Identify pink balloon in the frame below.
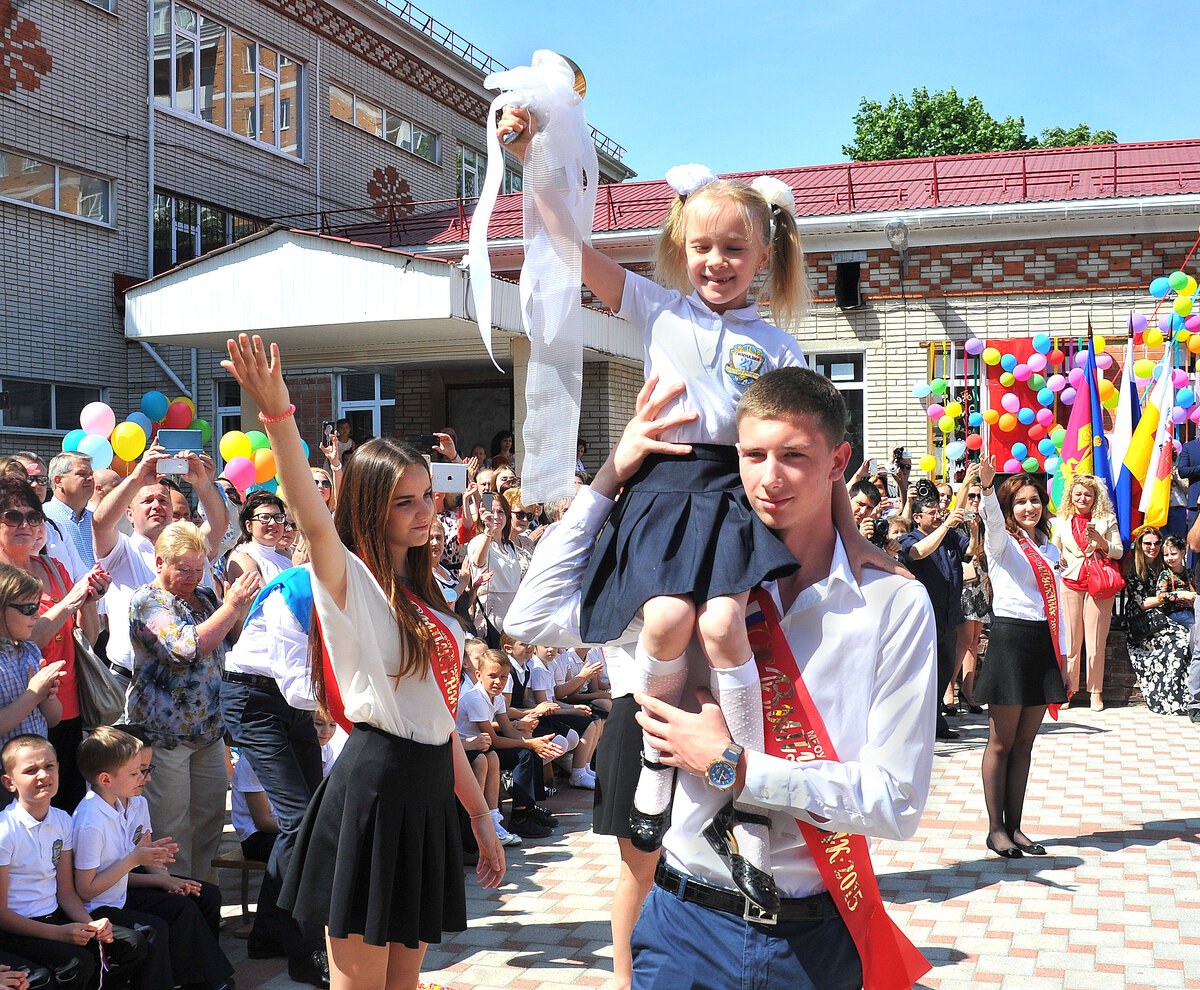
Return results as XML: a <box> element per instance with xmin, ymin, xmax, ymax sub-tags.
<box><xmin>1003</xmin><ymin>459</ymin><xmax>1021</xmax><ymax>473</ymax></box>
<box><xmin>1061</xmin><ymin>387</ymin><xmax>1077</xmax><ymax>405</ymax></box>
<box><xmin>1001</xmin><ymin>393</ymin><xmax>1020</xmax><ymax>413</ymax></box>
<box><xmin>1027</xmin><ymin>353</ymin><xmax>1047</xmax><ymax>373</ymax></box>
<box><xmin>1173</xmin><ymin>439</ymin><xmax>1183</xmax><ymax>455</ymax></box>
<box><xmin>964</xmin><ymin>337</ymin><xmax>985</xmax><ymax>355</ymax></box>
<box><xmin>1068</xmin><ymin>368</ymin><xmax>1085</xmax><ymax>387</ymax></box>
<box><xmin>1096</xmin><ymin>353</ymin><xmax>1113</xmax><ymax>370</ymax></box>
<box><xmin>223</xmin><ymin>455</ymin><xmax>256</xmax><ymax>492</ymax></box>
<box><xmin>927</xmin><ymin>404</ymin><xmax>945</xmax><ymax>420</ymax></box>
<box><xmin>1047</xmin><ymin>374</ymin><xmax>1066</xmax><ymax>392</ymax></box>
<box><xmin>1129</xmin><ymin>312</ymin><xmax>1148</xmax><ymax>333</ymax></box>
<box><xmin>1036</xmin><ymin>408</ymin><xmax>1054</xmax><ymax>426</ymax></box>
<box><xmin>1186</xmin><ymin>315</ymin><xmax>1200</xmax><ymax>332</ymax></box>
<box><xmin>1073</xmin><ymin>351</ymin><xmax>1089</xmax><ymax>368</ymax></box>
<box><xmin>80</xmin><ymin>401</ymin><xmax>116</xmax><ymax>438</ymax></box>
<box><xmin>1172</xmin><ymin>369</ymin><xmax>1189</xmax><ymax>388</ymax></box>
<box><xmin>1013</xmin><ymin>364</ymin><xmax>1032</xmax><ymax>382</ymax></box>
<box><xmin>1190</xmin><ymin>406</ymin><xmax>1200</xmax><ymax>424</ymax></box>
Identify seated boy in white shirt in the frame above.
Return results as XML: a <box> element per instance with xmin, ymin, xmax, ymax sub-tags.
<box><xmin>455</xmin><ymin>662</ymin><xmax>518</xmax><ymax>848</ymax></box>
<box><xmin>552</xmin><ymin>647</ymin><xmax>613</xmax><ymax>716</ymax></box>
<box><xmin>72</xmin><ymin>727</ymin><xmax>233</xmax><ymax>990</ymax></box>
<box><xmin>231</xmin><ymin>752</ymin><xmax>279</xmax><ymax>863</ymax></box>
<box><xmin>0</xmin><ymin>734</ymin><xmax>148</xmax><ymax>990</ymax></box>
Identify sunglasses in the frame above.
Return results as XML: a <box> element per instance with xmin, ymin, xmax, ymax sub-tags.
<box><xmin>513</xmin><ymin>511</ymin><xmax>534</xmax><ymax>521</ymax></box>
<box><xmin>314</xmin><ymin>479</ymin><xmax>332</xmax><ymax>489</ymax></box>
<box><xmin>1142</xmin><ymin>540</ymin><xmax>1161</xmax><ymax>548</ymax></box>
<box><xmin>28</xmin><ymin>475</ymin><xmax>50</xmax><ymax>487</ymax></box>
<box><xmin>252</xmin><ymin>513</ymin><xmax>286</xmax><ymax>525</ymax></box>
<box><xmin>5</xmin><ymin>602</ymin><xmax>40</xmax><ymax>617</ymax></box>
<box><xmin>0</xmin><ymin>509</ymin><xmax>45</xmax><ymax>528</ymax></box>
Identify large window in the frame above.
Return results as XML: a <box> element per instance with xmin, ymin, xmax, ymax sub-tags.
<box><xmin>154</xmin><ymin>1</ymin><xmax>302</xmax><ymax>157</ymax></box>
<box><xmin>328</xmin><ymin>84</ymin><xmax>439</xmax><ymax>165</ymax></box>
<box><xmin>0</xmin><ymin>379</ymin><xmax>104</xmax><ymax>433</ymax></box>
<box><xmin>0</xmin><ymin>148</ymin><xmax>112</xmax><ymax>224</ymax></box>
<box><xmin>457</xmin><ymin>146</ymin><xmax>483</xmax><ymax>198</ymax></box>
<box><xmin>808</xmin><ymin>351</ymin><xmax>866</xmax><ymax>478</ymax></box>
<box><xmin>153</xmin><ymin>191</ymin><xmax>259</xmax><ymax>274</ymax></box>
<box><xmin>339</xmin><ymin>373</ymin><xmax>395</xmax><ymax>442</ymax></box>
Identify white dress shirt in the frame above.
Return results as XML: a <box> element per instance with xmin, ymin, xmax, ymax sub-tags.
<box><xmin>0</xmin><ymin>803</ymin><xmax>73</xmax><ymax>918</ymax></box>
<box><xmin>505</xmin><ymin>485</ymin><xmax>938</xmax><ymax>897</ymax></box>
<box><xmin>99</xmin><ymin>532</ymin><xmax>158</xmax><ymax>672</ymax></box>
<box><xmin>225</xmin><ymin>568</ymin><xmax>317</xmax><ymax>710</ymax></box>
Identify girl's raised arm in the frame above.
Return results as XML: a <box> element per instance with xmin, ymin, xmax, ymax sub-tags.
<box><xmin>222</xmin><ymin>335</ymin><xmax>348</xmax><ymax>606</ymax></box>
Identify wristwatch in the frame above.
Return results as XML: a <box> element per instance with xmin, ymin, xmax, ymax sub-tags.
<box><xmin>705</xmin><ymin>742</ymin><xmax>744</xmax><ymax>790</ymax></box>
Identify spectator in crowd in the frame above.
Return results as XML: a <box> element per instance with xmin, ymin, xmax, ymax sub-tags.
<box><xmin>0</xmin><ymin>477</ymin><xmax>108</xmax><ymax>812</ymax></box>
<box><xmin>973</xmin><ymin>458</ymin><xmax>1066</xmax><ymax>858</ymax></box>
<box><xmin>468</xmin><ymin>490</ymin><xmax>532</xmax><ymax>647</ymax></box>
<box><xmin>453</xmin><ymin>651</ymin><xmax>520</xmax><ymax>848</ymax></box>
<box><xmin>1124</xmin><ymin>528</ymin><xmax>1191</xmax><ymax>715</ymax></box>
<box><xmin>89</xmin><ymin>469</ymin><xmax>123</xmax><ymax>513</ymax></box>
<box><xmin>849</xmin><ymin>480</ymin><xmax>881</xmax><ymax>528</ymax></box>
<box><xmin>42</xmin><ymin>454</ymin><xmax>96</xmax><ymax>573</ymax></box>
<box><xmin>576</xmin><ymin>440</ymin><xmax>588</xmax><ymax>475</ymax></box>
<box><xmin>1156</xmin><ymin>534</ymin><xmax>1196</xmax><ymax>629</ymax></box>
<box><xmin>224</xmin><ymin>491</ymin><xmax>295</xmax><ymax>591</ymax></box>
<box><xmin>125</xmin><ymin>521</ymin><xmax>260</xmax><ymax>880</ymax></box>
<box><xmin>9</xmin><ymin>456</ymin><xmax>48</xmax><ymax>506</ymax></box>
<box><xmin>490</xmin><ymin>431</ymin><xmax>515</xmax><ymax>469</ymax></box>
<box><xmin>4</xmin><ymin>460</ymin><xmax>86</xmax><ymax>584</ymax></box>
<box><xmin>332</xmin><ymin>420</ymin><xmax>355</xmax><ymax>464</ymax></box>
<box><xmin>1051</xmin><ymin>474</ymin><xmax>1122</xmax><ymax>712</ymax></box>
<box><xmin>949</xmin><ymin>478</ymin><xmax>988</xmax><ymax>714</ymax></box>
<box><xmin>494</xmin><ymin>467</ymin><xmax>519</xmax><ymax>495</ymax></box>
<box><xmin>231</xmin><ymin>751</ymin><xmax>280</xmax><ymax>862</ymax></box>
<box><xmin>0</xmin><ymin>565</ymin><xmax>64</xmax><ymax>762</ymax></box>
<box><xmin>312</xmin><ymin>712</ymin><xmax>346</xmax><ymax>776</ymax></box>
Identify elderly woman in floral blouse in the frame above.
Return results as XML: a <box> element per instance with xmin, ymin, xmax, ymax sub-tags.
<box><xmin>125</xmin><ymin>521</ymin><xmax>260</xmax><ymax>879</ymax></box>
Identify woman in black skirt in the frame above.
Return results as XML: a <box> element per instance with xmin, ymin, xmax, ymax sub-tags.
<box><xmin>974</xmin><ymin>455</ymin><xmax>1068</xmax><ymax>859</ymax></box>
<box><xmin>224</xmin><ymin>334</ymin><xmax>504</xmax><ymax>990</ymax></box>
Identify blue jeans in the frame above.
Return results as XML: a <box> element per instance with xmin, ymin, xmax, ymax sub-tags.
<box><xmin>1167</xmin><ymin>609</ymin><xmax>1195</xmax><ymax>630</ymax></box>
<box><xmin>221</xmin><ymin>679</ymin><xmax>324</xmax><ymax>957</ymax></box>
<box><xmin>631</xmin><ymin>882</ymin><xmax>862</xmax><ymax>990</ymax></box>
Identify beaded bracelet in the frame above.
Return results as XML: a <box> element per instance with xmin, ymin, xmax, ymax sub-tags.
<box><xmin>257</xmin><ymin>403</ymin><xmax>296</xmax><ymax>424</ymax></box>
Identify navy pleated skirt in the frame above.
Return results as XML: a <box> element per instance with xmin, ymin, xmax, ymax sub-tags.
<box><xmin>279</xmin><ymin>723</ymin><xmax>465</xmax><ymax>948</ymax></box>
<box><xmin>579</xmin><ymin>445</ymin><xmax>799</xmax><ymax>645</ymax></box>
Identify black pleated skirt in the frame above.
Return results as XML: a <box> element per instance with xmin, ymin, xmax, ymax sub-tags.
<box><xmin>579</xmin><ymin>445</ymin><xmax>799</xmax><ymax>644</ymax></box>
<box><xmin>975</xmin><ymin>616</ymin><xmax>1069</xmax><ymax>707</ymax></box>
<box><xmin>591</xmin><ymin>694</ymin><xmax>642</xmax><ymax>839</ymax></box>
<box><xmin>279</xmin><ymin>723</ymin><xmax>466</xmax><ymax>948</ymax></box>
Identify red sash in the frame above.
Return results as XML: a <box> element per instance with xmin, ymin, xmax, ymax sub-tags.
<box><xmin>315</xmin><ymin>588</ymin><xmax>462</xmax><ymax>734</ymax></box>
<box><xmin>1014</xmin><ymin>531</ymin><xmax>1069</xmax><ymax>719</ymax></box>
<box><xmin>747</xmin><ymin>589</ymin><xmax>931</xmax><ymax>990</ymax></box>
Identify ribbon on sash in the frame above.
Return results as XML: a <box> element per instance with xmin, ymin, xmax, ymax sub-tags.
<box><xmin>1014</xmin><ymin>531</ymin><xmax>1069</xmax><ymax>719</ymax></box>
<box><xmin>465</xmin><ymin>50</ymin><xmax>598</xmax><ymax>504</ymax></box>
<box><xmin>747</xmin><ymin>589</ymin><xmax>931</xmax><ymax>990</ymax></box>
<box><xmin>315</xmin><ymin>587</ymin><xmax>462</xmax><ymax>734</ymax></box>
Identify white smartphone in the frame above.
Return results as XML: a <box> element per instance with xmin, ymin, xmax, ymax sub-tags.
<box><xmin>431</xmin><ymin>462</ymin><xmax>468</xmax><ymax>494</ymax></box>
<box><xmin>156</xmin><ymin>428</ymin><xmax>204</xmax><ymax>475</ymax></box>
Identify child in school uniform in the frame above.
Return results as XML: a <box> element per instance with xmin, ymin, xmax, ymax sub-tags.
<box><xmin>231</xmin><ymin>750</ymin><xmax>279</xmax><ymax>862</ymax></box>
<box><xmin>72</xmin><ymin>727</ymin><xmax>233</xmax><ymax>990</ymax></box>
<box><xmin>311</xmin><ymin>712</ymin><xmax>347</xmax><ymax>777</ymax></box>
<box><xmin>0</xmin><ymin>734</ymin><xmax>148</xmax><ymax>990</ymax></box>
<box><xmin>454</xmin><ymin>667</ymin><xmax>518</xmax><ymax>849</ymax></box>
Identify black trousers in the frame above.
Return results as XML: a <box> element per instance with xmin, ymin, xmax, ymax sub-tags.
<box><xmin>3</xmin><ymin>909</ymin><xmax>149</xmax><ymax>990</ymax></box>
<box><xmin>936</xmin><ymin>625</ymin><xmax>959</xmax><ymax>731</ymax></box>
<box><xmin>90</xmin><ymin>905</ymin><xmax>172</xmax><ymax>990</ymax></box>
<box><xmin>125</xmin><ymin>885</ymin><xmax>233</xmax><ymax>989</ymax></box>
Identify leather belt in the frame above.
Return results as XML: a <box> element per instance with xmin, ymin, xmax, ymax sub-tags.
<box><xmin>222</xmin><ymin>671</ymin><xmax>277</xmax><ymax>691</ymax></box>
<box><xmin>654</xmin><ymin>861</ymin><xmax>829</xmax><ymax>925</ymax></box>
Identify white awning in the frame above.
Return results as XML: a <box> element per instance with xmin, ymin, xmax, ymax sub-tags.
<box><xmin>123</xmin><ymin>226</ymin><xmax>641</xmax><ymax>368</ymax></box>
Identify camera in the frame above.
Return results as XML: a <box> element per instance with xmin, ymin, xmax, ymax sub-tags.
<box><xmin>914</xmin><ymin>478</ymin><xmax>939</xmax><ymax>503</ymax></box>
<box><xmin>869</xmin><ymin>517</ymin><xmax>891</xmax><ymax>548</ymax></box>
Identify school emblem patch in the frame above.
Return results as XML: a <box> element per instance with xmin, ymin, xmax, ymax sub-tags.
<box><xmin>51</xmin><ymin>838</ymin><xmax>63</xmax><ymax>865</ymax></box>
<box><xmin>724</xmin><ymin>343</ymin><xmax>766</xmax><ymax>387</ymax></box>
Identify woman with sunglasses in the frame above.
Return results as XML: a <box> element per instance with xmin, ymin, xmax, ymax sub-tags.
<box><xmin>1123</xmin><ymin>528</ymin><xmax>1191</xmax><ymax>715</ymax></box>
<box><xmin>0</xmin><ymin>476</ymin><xmax>109</xmax><ymax>810</ymax></box>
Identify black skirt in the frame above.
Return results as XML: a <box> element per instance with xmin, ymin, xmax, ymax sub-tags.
<box><xmin>974</xmin><ymin>617</ymin><xmax>1068</xmax><ymax>707</ymax></box>
<box><xmin>591</xmin><ymin>694</ymin><xmax>642</xmax><ymax>839</ymax></box>
<box><xmin>579</xmin><ymin>445</ymin><xmax>799</xmax><ymax>644</ymax></box>
<box><xmin>279</xmin><ymin>723</ymin><xmax>466</xmax><ymax>948</ymax></box>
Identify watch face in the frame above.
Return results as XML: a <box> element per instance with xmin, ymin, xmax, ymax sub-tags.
<box><xmin>707</xmin><ymin>760</ymin><xmax>737</xmax><ymax>789</ymax></box>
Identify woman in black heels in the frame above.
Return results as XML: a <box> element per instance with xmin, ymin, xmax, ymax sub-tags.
<box><xmin>972</xmin><ymin>456</ymin><xmax>1067</xmax><ymax>858</ymax></box>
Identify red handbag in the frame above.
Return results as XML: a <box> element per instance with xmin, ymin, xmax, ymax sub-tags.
<box><xmin>1084</xmin><ymin>550</ymin><xmax>1125</xmax><ymax>600</ymax></box>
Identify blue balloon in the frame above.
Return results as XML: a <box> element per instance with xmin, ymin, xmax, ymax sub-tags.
<box><xmin>1011</xmin><ymin>442</ymin><xmax>1029</xmax><ymax>460</ymax></box>
<box><xmin>1149</xmin><ymin>276</ymin><xmax>1172</xmax><ymax>299</ymax></box>
<box><xmin>1032</xmin><ymin>333</ymin><xmax>1052</xmax><ymax>354</ymax></box>
<box><xmin>62</xmin><ymin>429</ymin><xmax>87</xmax><ymax>453</ymax></box>
<box><xmin>1037</xmin><ymin>388</ymin><xmax>1055</xmax><ymax>406</ymax></box>
<box><xmin>300</xmin><ymin>439</ymin><xmax>310</xmax><ymax>460</ymax></box>
<box><xmin>913</xmin><ymin>383</ymin><xmax>932</xmax><ymax>398</ymax></box>
<box><xmin>1043</xmin><ymin>456</ymin><xmax>1060</xmax><ymax>474</ymax></box>
<box><xmin>944</xmin><ymin>441</ymin><xmax>967</xmax><ymax>461</ymax></box>
<box><xmin>1038</xmin><ymin>438</ymin><xmax>1057</xmax><ymax>456</ymax></box>
<box><xmin>1000</xmin><ymin>354</ymin><xmax>1018</xmax><ymax>372</ymax></box>
<box><xmin>1017</xmin><ymin>408</ymin><xmax>1036</xmax><ymax>425</ymax></box>
<box><xmin>1178</xmin><ymin>387</ymin><xmax>1195</xmax><ymax>409</ymax></box>
<box><xmin>127</xmin><ymin>411</ymin><xmax>153</xmax><ymax>435</ymax></box>
<box><xmin>141</xmin><ymin>391</ymin><xmax>169</xmax><ymax>422</ymax></box>
<box><xmin>968</xmin><ymin>412</ymin><xmax>984</xmax><ymax>428</ymax></box>
<box><xmin>78</xmin><ymin>434</ymin><xmax>114</xmax><ymax>470</ymax></box>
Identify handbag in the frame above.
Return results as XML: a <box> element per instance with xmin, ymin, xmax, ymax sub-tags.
<box><xmin>1083</xmin><ymin>550</ymin><xmax>1125</xmax><ymax>601</ymax></box>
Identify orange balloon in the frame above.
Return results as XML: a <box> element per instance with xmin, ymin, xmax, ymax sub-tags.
<box><xmin>998</xmin><ymin>413</ymin><xmax>1017</xmax><ymax>432</ymax></box>
<box><xmin>1097</xmin><ymin>379</ymin><xmax>1115</xmax><ymax>402</ymax></box>
<box><xmin>110</xmin><ymin>454</ymin><xmax>134</xmax><ymax>477</ymax></box>
<box><xmin>982</xmin><ymin>409</ymin><xmax>1000</xmax><ymax>425</ymax></box>
<box><xmin>1188</xmin><ymin>335</ymin><xmax>1200</xmax><ymax>355</ymax></box>
<box><xmin>252</xmin><ymin>448</ymin><xmax>277</xmax><ymax>484</ymax></box>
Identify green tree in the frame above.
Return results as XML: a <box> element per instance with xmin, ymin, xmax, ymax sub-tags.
<box><xmin>842</xmin><ymin>88</ymin><xmax>1116</xmax><ymax>161</ymax></box>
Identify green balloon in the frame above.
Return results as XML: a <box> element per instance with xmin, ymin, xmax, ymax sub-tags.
<box><xmin>1029</xmin><ymin>374</ymin><xmax>1046</xmax><ymax>391</ymax></box>
<box><xmin>1022</xmin><ymin>456</ymin><xmax>1040</xmax><ymax>472</ymax></box>
<box><xmin>930</xmin><ymin>378</ymin><xmax>948</xmax><ymax>395</ymax></box>
<box><xmin>246</xmin><ymin>430</ymin><xmax>271</xmax><ymax>452</ymax></box>
<box><xmin>1168</xmin><ymin>270</ymin><xmax>1189</xmax><ymax>292</ymax></box>
<box><xmin>194</xmin><ymin>418</ymin><xmax>213</xmax><ymax>444</ymax></box>
<box><xmin>1051</xmin><ymin>428</ymin><xmax>1066</xmax><ymax>447</ymax></box>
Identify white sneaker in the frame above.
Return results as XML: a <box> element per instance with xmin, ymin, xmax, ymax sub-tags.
<box><xmin>569</xmin><ymin>769</ymin><xmax>596</xmax><ymax>790</ymax></box>
<box><xmin>495</xmin><ymin>824</ymin><xmax>523</xmax><ymax>847</ymax></box>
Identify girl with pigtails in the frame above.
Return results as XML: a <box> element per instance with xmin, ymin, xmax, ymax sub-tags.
<box><xmin>500</xmin><ymin>106</ymin><xmax>886</xmax><ymax>913</ymax></box>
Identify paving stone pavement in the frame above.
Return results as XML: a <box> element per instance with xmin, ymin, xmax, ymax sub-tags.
<box><xmin>220</xmin><ymin>701</ymin><xmax>1200</xmax><ymax>989</ymax></box>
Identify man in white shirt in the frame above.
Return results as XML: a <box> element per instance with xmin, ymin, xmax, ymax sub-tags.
<box><xmin>507</xmin><ymin>368</ymin><xmax>936</xmax><ymax>989</ymax></box>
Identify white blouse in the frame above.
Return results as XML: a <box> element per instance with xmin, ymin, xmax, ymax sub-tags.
<box><xmin>311</xmin><ymin>546</ymin><xmax>464</xmax><ymax>745</ymax></box>
<box><xmin>980</xmin><ymin>489</ymin><xmax>1064</xmax><ymax>625</ymax></box>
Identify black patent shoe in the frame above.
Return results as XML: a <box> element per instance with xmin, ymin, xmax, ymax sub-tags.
<box><xmin>703</xmin><ymin>802</ymin><xmax>781</xmax><ymax>913</ymax></box>
<box><xmin>985</xmin><ymin>834</ymin><xmax>1023</xmax><ymax>859</ymax></box>
<box><xmin>629</xmin><ymin>806</ymin><xmax>671</xmax><ymax>852</ymax></box>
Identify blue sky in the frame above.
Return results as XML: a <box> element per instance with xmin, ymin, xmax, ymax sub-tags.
<box><xmin>416</xmin><ymin>0</ymin><xmax>1198</xmax><ymax>179</ymax></box>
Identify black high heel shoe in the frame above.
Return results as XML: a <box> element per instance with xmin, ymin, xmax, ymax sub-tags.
<box><xmin>628</xmin><ymin>758</ymin><xmax>674</xmax><ymax>853</ymax></box>
<box><xmin>703</xmin><ymin>801</ymin><xmax>780</xmax><ymax>912</ymax></box>
<box><xmin>985</xmin><ymin>834</ymin><xmax>1023</xmax><ymax>859</ymax></box>
<box><xmin>1011</xmin><ymin>836</ymin><xmax>1047</xmax><ymax>856</ymax></box>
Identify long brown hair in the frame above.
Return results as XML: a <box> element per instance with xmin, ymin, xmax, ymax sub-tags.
<box><xmin>996</xmin><ymin>473</ymin><xmax>1052</xmax><ymax>542</ymax></box>
<box><xmin>309</xmin><ymin>438</ymin><xmax>453</xmax><ymax>710</ymax></box>
<box><xmin>1124</xmin><ymin>527</ymin><xmax>1164</xmax><ymax>581</ymax></box>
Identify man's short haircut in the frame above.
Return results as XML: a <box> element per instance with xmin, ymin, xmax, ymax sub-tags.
<box><xmin>499</xmin><ymin>632</ymin><xmax>517</xmax><ymax>652</ymax></box>
<box><xmin>2</xmin><ymin>734</ymin><xmax>54</xmax><ymax>775</ymax></box>
<box><xmin>12</xmin><ymin>451</ymin><xmax>44</xmax><ymax>468</ymax></box>
<box><xmin>737</xmin><ymin>368</ymin><xmax>848</xmax><ymax>447</ymax></box>
<box><xmin>76</xmin><ymin>726</ymin><xmax>142</xmax><ymax>784</ymax></box>
<box><xmin>464</xmin><ymin>637</ymin><xmax>487</xmax><ymax>653</ymax></box>
<box><xmin>914</xmin><ymin>497</ymin><xmax>941</xmax><ymax>515</ymax></box>
<box><xmin>849</xmin><ymin>480</ymin><xmax>882</xmax><ymax>505</ymax></box>
<box><xmin>47</xmin><ymin>452</ymin><xmax>91</xmax><ymax>484</ymax></box>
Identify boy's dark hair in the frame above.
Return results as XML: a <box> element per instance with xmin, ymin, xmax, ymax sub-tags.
<box><xmin>849</xmin><ymin>480</ymin><xmax>882</xmax><ymax>506</ymax></box>
<box><xmin>914</xmin><ymin>497</ymin><xmax>941</xmax><ymax>515</ymax></box>
<box><xmin>1</xmin><ymin>734</ymin><xmax>54</xmax><ymax>775</ymax></box>
<box><xmin>737</xmin><ymin>368</ymin><xmax>848</xmax><ymax>447</ymax></box>
<box><xmin>76</xmin><ymin>726</ymin><xmax>142</xmax><ymax>784</ymax></box>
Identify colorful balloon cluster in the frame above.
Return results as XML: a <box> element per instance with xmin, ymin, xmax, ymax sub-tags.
<box><xmin>217</xmin><ymin>429</ymin><xmax>309</xmax><ymax>494</ymax></box>
<box><xmin>1129</xmin><ymin>267</ymin><xmax>1200</xmax><ymax>427</ymax></box>
<box><xmin>62</xmin><ymin>392</ymin><xmax>211</xmax><ymax>476</ymax></box>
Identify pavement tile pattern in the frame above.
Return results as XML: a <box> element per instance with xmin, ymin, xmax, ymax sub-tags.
<box><xmin>221</xmin><ymin>702</ymin><xmax>1200</xmax><ymax>989</ymax></box>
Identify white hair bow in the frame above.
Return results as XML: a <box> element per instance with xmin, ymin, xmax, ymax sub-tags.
<box><xmin>665</xmin><ymin>163</ymin><xmax>718</xmax><ymax>198</ymax></box>
<box><xmin>750</xmin><ymin>176</ymin><xmax>796</xmax><ymax>218</ymax></box>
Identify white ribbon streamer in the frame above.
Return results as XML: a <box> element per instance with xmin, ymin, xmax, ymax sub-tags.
<box><xmin>466</xmin><ymin>51</ymin><xmax>598</xmax><ymax>503</ymax></box>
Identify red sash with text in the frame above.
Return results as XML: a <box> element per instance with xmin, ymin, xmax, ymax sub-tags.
<box><xmin>1014</xmin><ymin>531</ymin><xmax>1069</xmax><ymax>719</ymax></box>
<box><xmin>747</xmin><ymin>589</ymin><xmax>931</xmax><ymax>990</ymax></box>
<box><xmin>316</xmin><ymin>588</ymin><xmax>462</xmax><ymax>734</ymax></box>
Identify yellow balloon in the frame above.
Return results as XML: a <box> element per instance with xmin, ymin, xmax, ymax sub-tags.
<box><xmin>1175</xmin><ymin>296</ymin><xmax>1194</xmax><ymax>318</ymax></box>
<box><xmin>938</xmin><ymin>415</ymin><xmax>955</xmax><ymax>433</ymax></box>
<box><xmin>944</xmin><ymin>401</ymin><xmax>963</xmax><ymax>417</ymax></box>
<box><xmin>219</xmin><ymin>430</ymin><xmax>252</xmax><ymax>462</ymax></box>
<box><xmin>1093</xmin><ymin>335</ymin><xmax>1106</xmax><ymax>353</ymax></box>
<box><xmin>1145</xmin><ymin>328</ymin><xmax>1164</xmax><ymax>348</ymax></box>
<box><xmin>110</xmin><ymin>422</ymin><xmax>147</xmax><ymax>463</ymax></box>
<box><xmin>919</xmin><ymin>455</ymin><xmax>936</xmax><ymax>472</ymax></box>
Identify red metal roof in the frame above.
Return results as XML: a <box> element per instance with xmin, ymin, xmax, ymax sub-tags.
<box><xmin>351</xmin><ymin>139</ymin><xmax>1200</xmax><ymax>249</ymax></box>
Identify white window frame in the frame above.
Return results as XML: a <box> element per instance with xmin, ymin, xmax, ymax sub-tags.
<box><xmin>0</xmin><ymin>147</ymin><xmax>114</xmax><ymax>226</ymax></box>
<box><xmin>458</xmin><ymin>146</ymin><xmax>484</xmax><ymax>199</ymax></box>
<box><xmin>805</xmin><ymin>349</ymin><xmax>868</xmax><ymax>462</ymax></box>
<box><xmin>0</xmin><ymin>378</ymin><xmax>107</xmax><ymax>435</ymax></box>
<box><xmin>213</xmin><ymin>380</ymin><xmax>242</xmax><ymax>469</ymax></box>
<box><xmin>329</xmin><ymin>84</ymin><xmax>440</xmax><ymax>165</ymax></box>
<box><xmin>338</xmin><ymin>373</ymin><xmax>395</xmax><ymax>438</ymax></box>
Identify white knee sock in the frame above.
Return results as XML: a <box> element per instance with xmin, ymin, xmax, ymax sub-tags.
<box><xmin>632</xmin><ymin>644</ymin><xmax>689</xmax><ymax>816</ymax></box>
<box><xmin>712</xmin><ymin>660</ymin><xmax>770</xmax><ymax>877</ymax></box>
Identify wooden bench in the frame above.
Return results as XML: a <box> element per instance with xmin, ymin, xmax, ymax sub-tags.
<box><xmin>211</xmin><ymin>850</ymin><xmax>267</xmax><ymax>924</ymax></box>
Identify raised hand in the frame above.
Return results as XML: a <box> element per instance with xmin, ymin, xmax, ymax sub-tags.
<box><xmin>221</xmin><ymin>334</ymin><xmax>291</xmax><ymax>419</ymax></box>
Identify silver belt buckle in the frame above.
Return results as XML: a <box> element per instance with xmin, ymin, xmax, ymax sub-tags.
<box><xmin>743</xmin><ymin>898</ymin><xmax>778</xmax><ymax>926</ymax></box>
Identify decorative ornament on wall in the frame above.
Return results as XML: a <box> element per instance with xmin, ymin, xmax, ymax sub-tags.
<box><xmin>0</xmin><ymin>0</ymin><xmax>52</xmax><ymax>95</ymax></box>
<box><xmin>367</xmin><ymin>166</ymin><xmax>414</xmax><ymax>219</ymax></box>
